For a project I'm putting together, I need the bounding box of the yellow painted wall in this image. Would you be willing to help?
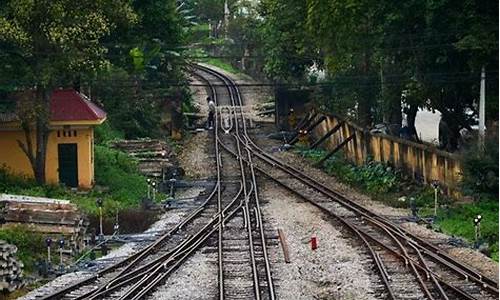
[0,127,95,188]
[310,113,463,195]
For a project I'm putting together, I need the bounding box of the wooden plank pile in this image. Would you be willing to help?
[112,139,181,178]
[0,194,87,250]
[0,240,24,292]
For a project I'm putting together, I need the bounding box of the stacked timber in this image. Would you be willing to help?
[0,194,87,250]
[0,240,24,292]
[112,139,182,178]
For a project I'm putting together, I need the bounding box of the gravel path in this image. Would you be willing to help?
[149,248,217,299]
[178,131,214,179]
[261,182,379,300]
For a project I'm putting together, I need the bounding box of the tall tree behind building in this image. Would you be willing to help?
[0,0,137,184]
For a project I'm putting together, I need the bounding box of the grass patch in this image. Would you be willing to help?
[0,145,148,216]
[435,200,499,261]
[295,145,499,261]
[203,58,240,74]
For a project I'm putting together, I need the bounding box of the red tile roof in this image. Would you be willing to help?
[50,89,106,122]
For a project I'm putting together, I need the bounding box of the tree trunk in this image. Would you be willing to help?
[381,59,402,129]
[383,86,403,126]
[439,112,462,152]
[17,88,51,185]
[34,88,51,184]
[406,104,420,142]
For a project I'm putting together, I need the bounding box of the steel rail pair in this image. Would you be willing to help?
[200,64,498,300]
[195,64,276,300]
[112,68,257,299]
[38,181,220,300]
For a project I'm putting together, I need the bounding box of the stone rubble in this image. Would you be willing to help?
[0,240,24,292]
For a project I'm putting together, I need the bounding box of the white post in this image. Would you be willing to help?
[99,206,103,237]
[224,0,230,38]
[479,66,486,146]
[434,188,438,217]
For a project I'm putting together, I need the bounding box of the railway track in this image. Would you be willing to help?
[198,64,499,300]
[30,63,497,300]
[30,180,219,300]
[194,66,277,300]
[34,64,274,300]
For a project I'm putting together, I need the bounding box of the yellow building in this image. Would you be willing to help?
[0,89,106,188]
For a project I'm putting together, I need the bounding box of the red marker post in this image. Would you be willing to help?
[311,236,318,250]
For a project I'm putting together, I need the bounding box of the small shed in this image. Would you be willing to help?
[0,89,106,188]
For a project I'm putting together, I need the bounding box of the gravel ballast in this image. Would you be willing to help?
[269,145,499,282]
[261,182,379,300]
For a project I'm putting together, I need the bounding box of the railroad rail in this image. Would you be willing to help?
[194,65,276,300]
[32,63,497,300]
[198,64,499,300]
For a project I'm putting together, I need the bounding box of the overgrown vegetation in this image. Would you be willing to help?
[0,226,45,273]
[295,146,499,261]
[0,143,153,273]
[298,147,401,198]
[461,138,499,198]
[0,146,147,216]
[189,0,498,152]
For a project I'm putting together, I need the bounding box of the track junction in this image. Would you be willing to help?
[31,65,498,300]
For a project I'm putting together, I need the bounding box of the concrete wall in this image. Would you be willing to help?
[0,127,95,188]
[310,114,462,194]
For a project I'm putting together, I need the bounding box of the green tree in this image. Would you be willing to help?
[90,0,190,139]
[0,0,136,184]
[306,0,381,126]
[260,0,317,82]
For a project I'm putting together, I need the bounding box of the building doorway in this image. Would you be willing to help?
[58,143,78,187]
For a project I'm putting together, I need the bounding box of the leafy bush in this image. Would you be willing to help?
[94,122,124,145]
[461,138,498,198]
[93,145,148,207]
[0,167,36,193]
[345,161,399,194]
[0,226,45,272]
[298,147,400,194]
[437,200,499,261]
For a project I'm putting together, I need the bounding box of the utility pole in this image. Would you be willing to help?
[479,66,486,147]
